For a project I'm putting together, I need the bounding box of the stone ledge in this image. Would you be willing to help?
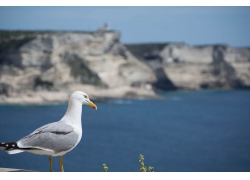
[0,168,33,172]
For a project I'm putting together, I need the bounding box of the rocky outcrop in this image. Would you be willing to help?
[1,30,250,104]
[0,30,157,104]
[126,43,250,90]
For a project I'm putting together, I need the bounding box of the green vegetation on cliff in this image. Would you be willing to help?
[62,53,106,87]
[34,76,54,91]
[125,43,167,60]
[0,30,99,54]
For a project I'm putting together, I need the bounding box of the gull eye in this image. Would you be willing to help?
[84,95,88,98]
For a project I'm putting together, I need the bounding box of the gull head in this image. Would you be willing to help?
[70,91,97,110]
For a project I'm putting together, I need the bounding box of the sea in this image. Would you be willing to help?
[0,90,249,172]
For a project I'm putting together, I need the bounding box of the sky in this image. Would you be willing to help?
[0,6,250,47]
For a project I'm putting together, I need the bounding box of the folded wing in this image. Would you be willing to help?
[17,122,79,153]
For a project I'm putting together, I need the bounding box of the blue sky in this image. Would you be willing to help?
[0,6,250,47]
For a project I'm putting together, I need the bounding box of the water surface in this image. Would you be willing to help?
[0,90,250,172]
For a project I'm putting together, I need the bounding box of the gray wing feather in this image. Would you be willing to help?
[32,122,74,134]
[18,122,79,153]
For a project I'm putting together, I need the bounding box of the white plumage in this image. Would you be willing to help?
[0,91,97,172]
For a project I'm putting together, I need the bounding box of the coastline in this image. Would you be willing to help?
[0,85,160,105]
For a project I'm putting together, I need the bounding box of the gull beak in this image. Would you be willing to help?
[87,100,97,110]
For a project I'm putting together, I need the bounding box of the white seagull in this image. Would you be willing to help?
[0,91,97,172]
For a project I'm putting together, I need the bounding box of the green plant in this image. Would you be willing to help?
[102,163,108,172]
[139,154,154,172]
[102,154,154,172]
[148,166,154,172]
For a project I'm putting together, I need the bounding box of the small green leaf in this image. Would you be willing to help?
[102,163,108,172]
[148,166,154,172]
[140,167,147,172]
[139,161,144,167]
[139,154,145,161]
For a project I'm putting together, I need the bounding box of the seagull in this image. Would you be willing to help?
[0,91,97,172]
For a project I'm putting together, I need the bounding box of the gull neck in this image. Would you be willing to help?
[60,99,82,127]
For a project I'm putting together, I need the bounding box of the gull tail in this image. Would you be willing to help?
[0,142,24,154]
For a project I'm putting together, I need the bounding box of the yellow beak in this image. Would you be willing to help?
[87,101,97,110]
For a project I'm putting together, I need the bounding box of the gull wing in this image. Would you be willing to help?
[17,122,78,153]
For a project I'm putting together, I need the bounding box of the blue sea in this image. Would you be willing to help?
[0,90,250,172]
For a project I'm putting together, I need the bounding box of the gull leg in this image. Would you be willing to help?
[59,156,65,172]
[48,155,53,172]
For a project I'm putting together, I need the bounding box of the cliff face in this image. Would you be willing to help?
[0,30,157,104]
[0,30,250,104]
[126,43,250,90]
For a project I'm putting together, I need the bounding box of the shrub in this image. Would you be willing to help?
[102,154,154,172]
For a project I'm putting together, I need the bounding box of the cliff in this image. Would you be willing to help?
[0,30,250,104]
[126,43,250,90]
[0,30,157,104]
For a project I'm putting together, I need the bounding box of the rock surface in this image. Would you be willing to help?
[0,30,250,104]
[0,167,33,172]
[0,30,157,104]
[126,43,250,90]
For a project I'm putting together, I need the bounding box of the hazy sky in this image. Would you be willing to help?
[0,6,250,47]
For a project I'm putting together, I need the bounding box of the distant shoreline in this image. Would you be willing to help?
[1,89,249,106]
